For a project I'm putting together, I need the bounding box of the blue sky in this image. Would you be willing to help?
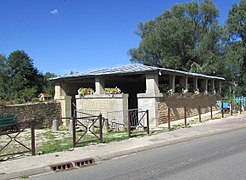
[0,0,241,75]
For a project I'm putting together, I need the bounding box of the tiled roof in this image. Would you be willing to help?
[52,64,225,81]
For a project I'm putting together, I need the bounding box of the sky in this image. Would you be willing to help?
[0,0,241,75]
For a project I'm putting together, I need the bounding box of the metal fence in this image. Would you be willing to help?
[0,120,35,158]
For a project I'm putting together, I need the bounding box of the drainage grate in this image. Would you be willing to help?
[49,162,74,171]
[49,158,96,172]
[73,158,95,168]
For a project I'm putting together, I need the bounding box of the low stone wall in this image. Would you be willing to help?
[76,94,129,128]
[0,102,62,128]
[158,93,221,124]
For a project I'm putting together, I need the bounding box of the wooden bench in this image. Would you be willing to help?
[0,117,19,133]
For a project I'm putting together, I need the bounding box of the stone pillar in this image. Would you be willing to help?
[169,75,176,93]
[54,84,66,99]
[211,80,215,93]
[138,73,162,129]
[193,78,198,90]
[145,73,160,95]
[95,77,105,94]
[54,84,72,126]
[137,94,161,129]
[201,79,208,93]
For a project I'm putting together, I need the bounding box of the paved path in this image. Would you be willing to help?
[0,114,246,180]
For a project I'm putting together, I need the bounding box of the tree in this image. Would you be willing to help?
[129,0,223,75]
[43,72,57,96]
[6,50,44,101]
[0,54,7,100]
[225,0,246,96]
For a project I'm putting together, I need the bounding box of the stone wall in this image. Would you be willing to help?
[158,93,221,124]
[0,102,61,128]
[76,94,129,127]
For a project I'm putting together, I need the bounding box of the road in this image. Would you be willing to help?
[31,128,246,180]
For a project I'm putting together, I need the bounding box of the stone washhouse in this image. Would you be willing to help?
[51,64,225,129]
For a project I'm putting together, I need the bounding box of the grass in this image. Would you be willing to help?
[19,175,29,179]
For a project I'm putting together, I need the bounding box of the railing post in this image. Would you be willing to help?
[221,101,224,118]
[240,101,242,114]
[146,110,150,135]
[31,120,35,156]
[230,102,233,116]
[184,106,187,126]
[210,104,213,119]
[128,111,131,138]
[99,114,103,143]
[198,106,201,123]
[168,108,171,130]
[72,117,76,148]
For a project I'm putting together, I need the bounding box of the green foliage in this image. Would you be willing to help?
[43,72,57,97]
[129,0,246,96]
[0,50,57,103]
[20,88,37,102]
[129,0,223,74]
[224,0,246,96]
[105,87,121,94]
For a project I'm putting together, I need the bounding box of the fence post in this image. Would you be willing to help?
[240,101,242,114]
[128,111,131,138]
[210,104,213,120]
[221,101,224,118]
[99,114,103,143]
[31,120,35,156]
[230,102,233,116]
[72,117,76,148]
[168,108,171,130]
[146,110,150,135]
[184,106,187,126]
[198,106,201,123]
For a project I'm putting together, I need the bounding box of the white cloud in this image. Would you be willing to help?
[50,9,59,15]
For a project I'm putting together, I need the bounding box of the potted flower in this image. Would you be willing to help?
[105,86,121,94]
[166,89,174,96]
[78,87,94,96]
[194,88,199,95]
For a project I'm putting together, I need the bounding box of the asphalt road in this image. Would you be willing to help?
[31,128,246,180]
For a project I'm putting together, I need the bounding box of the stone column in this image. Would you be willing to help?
[211,80,215,93]
[201,79,208,93]
[193,77,198,90]
[95,77,105,94]
[138,73,162,129]
[145,73,160,95]
[169,75,176,93]
[54,84,72,126]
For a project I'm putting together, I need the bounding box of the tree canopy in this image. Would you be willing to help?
[129,0,246,96]
[225,0,246,96]
[129,0,223,75]
[0,50,56,103]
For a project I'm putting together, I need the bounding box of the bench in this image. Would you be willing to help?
[0,117,19,133]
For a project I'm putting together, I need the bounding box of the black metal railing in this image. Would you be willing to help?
[128,109,149,138]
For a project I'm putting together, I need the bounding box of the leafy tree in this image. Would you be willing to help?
[225,0,246,96]
[43,72,57,96]
[0,54,7,100]
[129,0,223,75]
[6,50,44,101]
